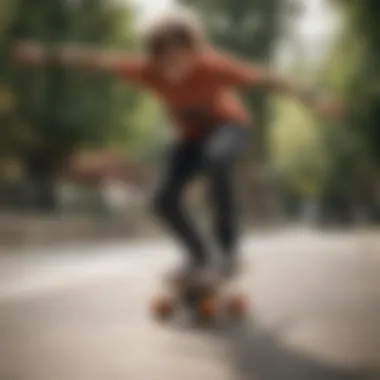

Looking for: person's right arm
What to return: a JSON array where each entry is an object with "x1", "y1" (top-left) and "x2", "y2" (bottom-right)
[{"x1": 13, "y1": 41, "x2": 146, "y2": 81}]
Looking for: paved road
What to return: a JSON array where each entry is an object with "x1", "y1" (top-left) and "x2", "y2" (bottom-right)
[{"x1": 0, "y1": 229, "x2": 379, "y2": 380}]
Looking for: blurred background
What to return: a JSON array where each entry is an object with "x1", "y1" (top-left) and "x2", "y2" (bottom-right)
[
  {"x1": 0, "y1": 0, "x2": 379, "y2": 245},
  {"x1": 0, "y1": 1, "x2": 379, "y2": 380}
]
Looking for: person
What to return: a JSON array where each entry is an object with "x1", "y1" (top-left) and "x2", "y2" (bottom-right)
[{"x1": 13, "y1": 11, "x2": 342, "y2": 282}]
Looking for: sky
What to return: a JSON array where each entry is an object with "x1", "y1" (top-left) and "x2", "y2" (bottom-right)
[{"x1": 134, "y1": 0, "x2": 173, "y2": 21}]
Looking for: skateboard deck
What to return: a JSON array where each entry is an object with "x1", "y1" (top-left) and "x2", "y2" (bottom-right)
[{"x1": 150, "y1": 272, "x2": 249, "y2": 323}]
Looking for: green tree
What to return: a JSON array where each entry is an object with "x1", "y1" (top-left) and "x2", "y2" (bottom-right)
[
  {"x1": 316, "y1": 0, "x2": 380, "y2": 221},
  {"x1": 0, "y1": 0, "x2": 156, "y2": 211}
]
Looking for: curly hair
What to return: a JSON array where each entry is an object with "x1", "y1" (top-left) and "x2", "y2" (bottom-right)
[{"x1": 143, "y1": 9, "x2": 206, "y2": 57}]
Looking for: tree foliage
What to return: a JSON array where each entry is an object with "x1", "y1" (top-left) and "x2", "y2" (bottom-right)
[
  {"x1": 0, "y1": 0, "x2": 163, "y2": 210},
  {"x1": 327, "y1": 0, "x2": 380, "y2": 168},
  {"x1": 0, "y1": 0, "x2": 160, "y2": 168}
]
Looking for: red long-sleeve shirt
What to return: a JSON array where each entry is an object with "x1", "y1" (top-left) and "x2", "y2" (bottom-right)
[{"x1": 116, "y1": 52, "x2": 264, "y2": 139}]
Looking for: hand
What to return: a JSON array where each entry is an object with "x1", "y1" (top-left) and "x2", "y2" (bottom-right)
[
  {"x1": 13, "y1": 41, "x2": 45, "y2": 64},
  {"x1": 313, "y1": 96, "x2": 346, "y2": 120}
]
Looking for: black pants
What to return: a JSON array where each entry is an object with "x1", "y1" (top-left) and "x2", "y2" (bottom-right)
[{"x1": 153, "y1": 124, "x2": 248, "y2": 265}]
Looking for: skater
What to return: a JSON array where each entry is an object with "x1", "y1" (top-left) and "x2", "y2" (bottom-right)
[{"x1": 13, "y1": 10, "x2": 342, "y2": 282}]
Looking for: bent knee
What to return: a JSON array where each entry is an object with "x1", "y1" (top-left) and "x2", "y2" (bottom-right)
[{"x1": 203, "y1": 148, "x2": 227, "y2": 172}]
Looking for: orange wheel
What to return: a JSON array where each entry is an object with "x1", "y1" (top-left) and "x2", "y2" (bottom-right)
[
  {"x1": 196, "y1": 295, "x2": 219, "y2": 322},
  {"x1": 226, "y1": 294, "x2": 248, "y2": 319},
  {"x1": 151, "y1": 294, "x2": 175, "y2": 322}
]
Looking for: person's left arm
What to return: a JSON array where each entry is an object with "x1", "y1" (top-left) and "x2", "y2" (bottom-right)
[{"x1": 212, "y1": 53, "x2": 344, "y2": 118}]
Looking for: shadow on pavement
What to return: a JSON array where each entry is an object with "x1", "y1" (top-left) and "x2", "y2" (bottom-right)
[{"x1": 225, "y1": 322, "x2": 378, "y2": 380}]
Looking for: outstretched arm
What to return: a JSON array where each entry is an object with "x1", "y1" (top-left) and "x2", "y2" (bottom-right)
[
  {"x1": 13, "y1": 41, "x2": 147, "y2": 81},
  {"x1": 212, "y1": 52, "x2": 344, "y2": 118}
]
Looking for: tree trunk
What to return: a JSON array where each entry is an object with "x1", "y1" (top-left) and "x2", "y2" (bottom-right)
[{"x1": 24, "y1": 150, "x2": 59, "y2": 213}]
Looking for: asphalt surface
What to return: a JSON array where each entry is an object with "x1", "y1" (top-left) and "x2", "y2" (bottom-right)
[{"x1": 0, "y1": 229, "x2": 379, "y2": 380}]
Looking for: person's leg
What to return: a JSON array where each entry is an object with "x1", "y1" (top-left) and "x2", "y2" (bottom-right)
[
  {"x1": 152, "y1": 140, "x2": 209, "y2": 270},
  {"x1": 202, "y1": 125, "x2": 248, "y2": 277}
]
